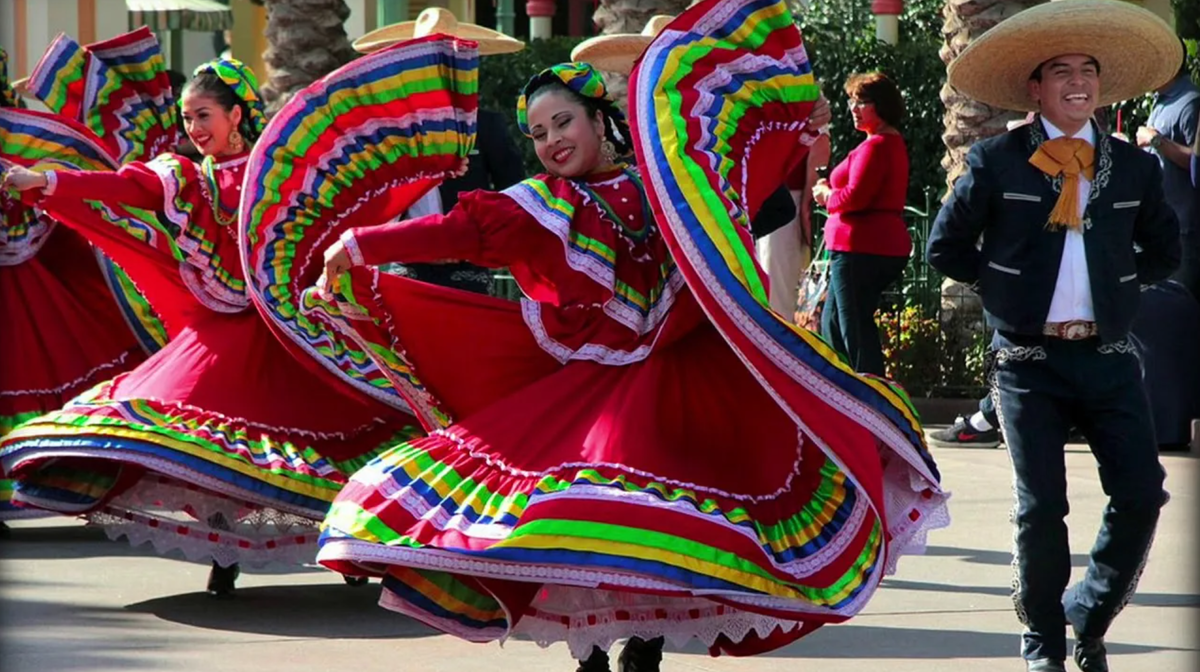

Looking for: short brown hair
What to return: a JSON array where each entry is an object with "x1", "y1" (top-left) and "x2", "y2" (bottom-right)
[{"x1": 844, "y1": 72, "x2": 904, "y2": 128}]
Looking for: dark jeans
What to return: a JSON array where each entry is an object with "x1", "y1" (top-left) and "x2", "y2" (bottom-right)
[
  {"x1": 821, "y1": 250, "x2": 908, "y2": 377},
  {"x1": 991, "y1": 331, "x2": 1166, "y2": 662},
  {"x1": 980, "y1": 392, "x2": 998, "y2": 426}
]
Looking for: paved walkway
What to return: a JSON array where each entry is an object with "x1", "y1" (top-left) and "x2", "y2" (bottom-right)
[{"x1": 1, "y1": 444, "x2": 1196, "y2": 672}]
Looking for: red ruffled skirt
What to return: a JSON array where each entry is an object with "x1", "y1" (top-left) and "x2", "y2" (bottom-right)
[
  {"x1": 1, "y1": 307, "x2": 418, "y2": 566},
  {"x1": 317, "y1": 275, "x2": 943, "y2": 657}
]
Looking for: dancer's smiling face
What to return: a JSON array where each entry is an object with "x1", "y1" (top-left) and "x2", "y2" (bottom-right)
[
  {"x1": 525, "y1": 87, "x2": 606, "y2": 179},
  {"x1": 180, "y1": 89, "x2": 244, "y2": 158}
]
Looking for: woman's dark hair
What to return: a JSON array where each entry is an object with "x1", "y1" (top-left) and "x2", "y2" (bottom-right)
[
  {"x1": 182, "y1": 71, "x2": 260, "y2": 142},
  {"x1": 527, "y1": 81, "x2": 633, "y2": 157},
  {"x1": 844, "y1": 71, "x2": 905, "y2": 129}
]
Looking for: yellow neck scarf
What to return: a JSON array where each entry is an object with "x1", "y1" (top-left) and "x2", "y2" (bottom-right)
[{"x1": 1028, "y1": 137, "x2": 1095, "y2": 231}]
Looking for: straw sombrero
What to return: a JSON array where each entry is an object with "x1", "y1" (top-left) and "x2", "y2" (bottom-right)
[
  {"x1": 353, "y1": 7, "x2": 525, "y2": 56},
  {"x1": 948, "y1": 0, "x2": 1181, "y2": 112},
  {"x1": 10, "y1": 76, "x2": 32, "y2": 99},
  {"x1": 570, "y1": 15, "x2": 674, "y2": 75}
]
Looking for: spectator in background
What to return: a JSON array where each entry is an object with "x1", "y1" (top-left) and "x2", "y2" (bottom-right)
[
  {"x1": 1137, "y1": 45, "x2": 1199, "y2": 298},
  {"x1": 756, "y1": 127, "x2": 830, "y2": 315},
  {"x1": 166, "y1": 69, "x2": 202, "y2": 161},
  {"x1": 812, "y1": 72, "x2": 911, "y2": 376}
]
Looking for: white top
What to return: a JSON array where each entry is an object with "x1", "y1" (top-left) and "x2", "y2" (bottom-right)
[
  {"x1": 405, "y1": 187, "x2": 444, "y2": 218},
  {"x1": 1042, "y1": 118, "x2": 1095, "y2": 323}
]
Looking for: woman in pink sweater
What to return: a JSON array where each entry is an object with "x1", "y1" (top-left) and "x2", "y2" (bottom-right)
[{"x1": 812, "y1": 72, "x2": 911, "y2": 376}]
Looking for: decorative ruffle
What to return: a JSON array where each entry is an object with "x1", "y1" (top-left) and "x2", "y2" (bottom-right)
[
  {"x1": 2, "y1": 380, "x2": 415, "y2": 520},
  {"x1": 501, "y1": 174, "x2": 683, "y2": 339},
  {"x1": 628, "y1": 0, "x2": 948, "y2": 576},
  {"x1": 88, "y1": 474, "x2": 321, "y2": 568},
  {"x1": 241, "y1": 36, "x2": 479, "y2": 411},
  {"x1": 26, "y1": 27, "x2": 177, "y2": 163},
  {"x1": 300, "y1": 267, "x2": 451, "y2": 430},
  {"x1": 147, "y1": 154, "x2": 250, "y2": 310},
  {"x1": 497, "y1": 172, "x2": 688, "y2": 365},
  {"x1": 315, "y1": 415, "x2": 939, "y2": 655},
  {"x1": 0, "y1": 214, "x2": 54, "y2": 266}
]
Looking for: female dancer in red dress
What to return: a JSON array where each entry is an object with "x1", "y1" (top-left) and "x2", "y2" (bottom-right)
[
  {"x1": 0, "y1": 57, "x2": 418, "y2": 595},
  {"x1": 241, "y1": 0, "x2": 948, "y2": 666},
  {"x1": 0, "y1": 35, "x2": 169, "y2": 531}
]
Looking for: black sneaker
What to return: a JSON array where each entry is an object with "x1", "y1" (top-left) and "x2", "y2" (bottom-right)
[{"x1": 928, "y1": 415, "x2": 1001, "y2": 448}]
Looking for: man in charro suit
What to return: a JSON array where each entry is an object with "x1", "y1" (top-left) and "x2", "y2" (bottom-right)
[{"x1": 926, "y1": 2, "x2": 1182, "y2": 671}]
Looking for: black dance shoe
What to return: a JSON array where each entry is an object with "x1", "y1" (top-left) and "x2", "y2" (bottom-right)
[
  {"x1": 617, "y1": 637, "x2": 664, "y2": 672},
  {"x1": 206, "y1": 561, "x2": 240, "y2": 598},
  {"x1": 575, "y1": 646, "x2": 610, "y2": 672}
]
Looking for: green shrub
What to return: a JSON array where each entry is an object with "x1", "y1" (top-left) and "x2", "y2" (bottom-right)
[{"x1": 877, "y1": 304, "x2": 989, "y2": 399}]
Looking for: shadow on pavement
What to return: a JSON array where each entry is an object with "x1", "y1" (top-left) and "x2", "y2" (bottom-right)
[
  {"x1": 924, "y1": 545, "x2": 1091, "y2": 568},
  {"x1": 668, "y1": 624, "x2": 1193, "y2": 659},
  {"x1": 0, "y1": 523, "x2": 323, "y2": 575},
  {"x1": 125, "y1": 583, "x2": 440, "y2": 639},
  {"x1": 0, "y1": 597, "x2": 160, "y2": 670},
  {"x1": 881, "y1": 578, "x2": 1200, "y2": 609}
]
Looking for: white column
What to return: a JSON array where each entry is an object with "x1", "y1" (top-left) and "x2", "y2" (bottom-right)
[
  {"x1": 875, "y1": 14, "x2": 898, "y2": 46},
  {"x1": 0, "y1": 2, "x2": 17, "y2": 69},
  {"x1": 25, "y1": 0, "x2": 78, "y2": 71},
  {"x1": 343, "y1": 0, "x2": 368, "y2": 42},
  {"x1": 530, "y1": 17, "x2": 552, "y2": 40},
  {"x1": 94, "y1": 0, "x2": 127, "y2": 42}
]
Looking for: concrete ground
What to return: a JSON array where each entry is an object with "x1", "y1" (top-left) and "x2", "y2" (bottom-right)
[{"x1": 0, "y1": 443, "x2": 1196, "y2": 672}]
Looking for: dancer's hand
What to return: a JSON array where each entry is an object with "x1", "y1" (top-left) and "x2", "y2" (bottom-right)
[
  {"x1": 0, "y1": 165, "x2": 48, "y2": 192},
  {"x1": 448, "y1": 157, "x2": 469, "y2": 179},
  {"x1": 322, "y1": 240, "x2": 353, "y2": 293},
  {"x1": 807, "y1": 95, "x2": 831, "y2": 130}
]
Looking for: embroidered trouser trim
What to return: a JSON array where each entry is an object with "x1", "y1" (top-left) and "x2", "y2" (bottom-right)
[{"x1": 990, "y1": 332, "x2": 1166, "y2": 662}]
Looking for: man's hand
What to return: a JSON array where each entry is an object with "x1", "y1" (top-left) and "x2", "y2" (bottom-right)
[
  {"x1": 1136, "y1": 126, "x2": 1161, "y2": 149},
  {"x1": 448, "y1": 157, "x2": 469, "y2": 179}
]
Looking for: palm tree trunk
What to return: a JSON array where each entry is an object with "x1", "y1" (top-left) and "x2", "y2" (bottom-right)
[
  {"x1": 939, "y1": 0, "x2": 1045, "y2": 195},
  {"x1": 590, "y1": 0, "x2": 693, "y2": 110},
  {"x1": 260, "y1": 0, "x2": 357, "y2": 116}
]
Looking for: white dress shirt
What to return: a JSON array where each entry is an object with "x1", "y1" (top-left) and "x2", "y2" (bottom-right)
[{"x1": 1042, "y1": 118, "x2": 1095, "y2": 323}]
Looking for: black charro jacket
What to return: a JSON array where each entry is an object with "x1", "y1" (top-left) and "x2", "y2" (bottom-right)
[{"x1": 927, "y1": 118, "x2": 1180, "y2": 343}]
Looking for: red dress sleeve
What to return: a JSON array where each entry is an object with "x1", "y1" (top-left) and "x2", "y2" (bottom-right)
[
  {"x1": 346, "y1": 189, "x2": 543, "y2": 269},
  {"x1": 39, "y1": 162, "x2": 165, "y2": 211},
  {"x1": 825, "y1": 135, "x2": 890, "y2": 215}
]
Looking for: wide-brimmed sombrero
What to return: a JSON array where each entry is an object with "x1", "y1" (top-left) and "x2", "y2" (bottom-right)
[
  {"x1": 948, "y1": 0, "x2": 1182, "y2": 112},
  {"x1": 353, "y1": 7, "x2": 525, "y2": 56},
  {"x1": 570, "y1": 15, "x2": 673, "y2": 74},
  {"x1": 10, "y1": 76, "x2": 32, "y2": 99}
]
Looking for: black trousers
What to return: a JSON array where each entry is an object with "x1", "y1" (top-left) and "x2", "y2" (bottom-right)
[
  {"x1": 1171, "y1": 229, "x2": 1200, "y2": 301},
  {"x1": 820, "y1": 250, "x2": 907, "y2": 377},
  {"x1": 990, "y1": 331, "x2": 1167, "y2": 662}
]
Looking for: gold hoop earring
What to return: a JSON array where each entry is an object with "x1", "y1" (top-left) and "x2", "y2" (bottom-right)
[
  {"x1": 601, "y1": 139, "x2": 617, "y2": 163},
  {"x1": 228, "y1": 130, "x2": 245, "y2": 153}
]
